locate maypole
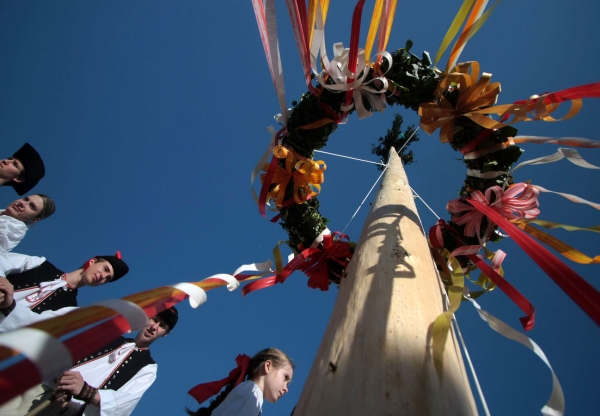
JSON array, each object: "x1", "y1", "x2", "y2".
[{"x1": 294, "y1": 149, "x2": 477, "y2": 415}]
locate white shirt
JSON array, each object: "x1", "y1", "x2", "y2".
[
  {"x1": 213, "y1": 380, "x2": 263, "y2": 416},
  {"x1": 0, "y1": 214, "x2": 27, "y2": 252},
  {"x1": 0, "y1": 251, "x2": 46, "y2": 278}
]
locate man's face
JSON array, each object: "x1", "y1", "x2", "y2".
[
  {"x1": 4, "y1": 195, "x2": 44, "y2": 223},
  {"x1": 80, "y1": 258, "x2": 114, "y2": 287},
  {"x1": 136, "y1": 315, "x2": 169, "y2": 347},
  {"x1": 0, "y1": 158, "x2": 24, "y2": 182}
]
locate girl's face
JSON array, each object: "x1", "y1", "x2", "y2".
[
  {"x1": 262, "y1": 362, "x2": 293, "y2": 403},
  {"x1": 4, "y1": 195, "x2": 44, "y2": 224}
]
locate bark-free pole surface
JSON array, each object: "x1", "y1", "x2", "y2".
[{"x1": 295, "y1": 149, "x2": 477, "y2": 415}]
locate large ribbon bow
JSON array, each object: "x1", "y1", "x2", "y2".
[
  {"x1": 188, "y1": 354, "x2": 251, "y2": 405},
  {"x1": 447, "y1": 183, "x2": 540, "y2": 239},
  {"x1": 300, "y1": 232, "x2": 354, "y2": 291},
  {"x1": 260, "y1": 145, "x2": 326, "y2": 206},
  {"x1": 314, "y1": 44, "x2": 393, "y2": 119},
  {"x1": 419, "y1": 61, "x2": 501, "y2": 143}
]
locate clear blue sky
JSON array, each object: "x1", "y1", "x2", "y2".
[{"x1": 0, "y1": 1, "x2": 599, "y2": 415}]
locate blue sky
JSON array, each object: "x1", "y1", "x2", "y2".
[{"x1": 0, "y1": 1, "x2": 599, "y2": 415}]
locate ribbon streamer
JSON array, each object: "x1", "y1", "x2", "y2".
[
  {"x1": 467, "y1": 197, "x2": 600, "y2": 327},
  {"x1": 511, "y1": 147, "x2": 600, "y2": 173},
  {"x1": 512, "y1": 136, "x2": 600, "y2": 148},
  {"x1": 0, "y1": 270, "x2": 247, "y2": 405},
  {"x1": 531, "y1": 184, "x2": 600, "y2": 211},
  {"x1": 512, "y1": 220, "x2": 600, "y2": 265},
  {"x1": 252, "y1": 0, "x2": 289, "y2": 121},
  {"x1": 465, "y1": 294, "x2": 565, "y2": 416}
]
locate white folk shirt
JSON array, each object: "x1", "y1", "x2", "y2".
[
  {"x1": 0, "y1": 214, "x2": 28, "y2": 252},
  {"x1": 213, "y1": 380, "x2": 263, "y2": 416},
  {"x1": 0, "y1": 252, "x2": 66, "y2": 310},
  {"x1": 44, "y1": 342, "x2": 158, "y2": 416}
]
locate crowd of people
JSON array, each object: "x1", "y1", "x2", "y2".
[{"x1": 0, "y1": 144, "x2": 293, "y2": 416}]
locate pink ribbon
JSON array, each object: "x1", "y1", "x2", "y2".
[{"x1": 447, "y1": 183, "x2": 540, "y2": 238}]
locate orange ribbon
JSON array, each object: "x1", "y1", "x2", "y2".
[
  {"x1": 419, "y1": 61, "x2": 501, "y2": 143},
  {"x1": 419, "y1": 62, "x2": 595, "y2": 143},
  {"x1": 260, "y1": 145, "x2": 326, "y2": 206}
]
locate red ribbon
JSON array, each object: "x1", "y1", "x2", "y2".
[
  {"x1": 514, "y1": 82, "x2": 600, "y2": 107},
  {"x1": 301, "y1": 233, "x2": 353, "y2": 291},
  {"x1": 188, "y1": 354, "x2": 251, "y2": 405},
  {"x1": 344, "y1": 0, "x2": 367, "y2": 108},
  {"x1": 429, "y1": 219, "x2": 535, "y2": 331},
  {"x1": 242, "y1": 233, "x2": 353, "y2": 295},
  {"x1": 467, "y1": 197, "x2": 600, "y2": 327}
]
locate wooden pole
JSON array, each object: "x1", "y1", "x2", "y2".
[{"x1": 294, "y1": 150, "x2": 477, "y2": 415}]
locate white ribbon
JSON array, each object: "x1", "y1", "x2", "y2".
[
  {"x1": 0, "y1": 328, "x2": 72, "y2": 380},
  {"x1": 232, "y1": 259, "x2": 273, "y2": 277},
  {"x1": 531, "y1": 184, "x2": 600, "y2": 211},
  {"x1": 172, "y1": 283, "x2": 207, "y2": 308},
  {"x1": 95, "y1": 299, "x2": 149, "y2": 332},
  {"x1": 513, "y1": 136, "x2": 600, "y2": 148},
  {"x1": 467, "y1": 168, "x2": 508, "y2": 179},
  {"x1": 511, "y1": 147, "x2": 600, "y2": 174},
  {"x1": 465, "y1": 294, "x2": 565, "y2": 416},
  {"x1": 204, "y1": 273, "x2": 240, "y2": 292}
]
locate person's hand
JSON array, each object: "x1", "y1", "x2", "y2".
[
  {"x1": 0, "y1": 278, "x2": 14, "y2": 309},
  {"x1": 52, "y1": 390, "x2": 72, "y2": 408},
  {"x1": 55, "y1": 371, "x2": 86, "y2": 397}
]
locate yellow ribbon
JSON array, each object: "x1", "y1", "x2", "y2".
[
  {"x1": 260, "y1": 145, "x2": 326, "y2": 206},
  {"x1": 308, "y1": 0, "x2": 330, "y2": 49},
  {"x1": 419, "y1": 61, "x2": 583, "y2": 143},
  {"x1": 513, "y1": 219, "x2": 600, "y2": 264}
]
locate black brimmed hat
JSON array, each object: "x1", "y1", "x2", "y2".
[
  {"x1": 11, "y1": 143, "x2": 45, "y2": 196},
  {"x1": 156, "y1": 307, "x2": 178, "y2": 332},
  {"x1": 96, "y1": 251, "x2": 129, "y2": 282}
]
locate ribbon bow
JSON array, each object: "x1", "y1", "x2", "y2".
[
  {"x1": 419, "y1": 61, "x2": 501, "y2": 143},
  {"x1": 260, "y1": 145, "x2": 326, "y2": 206},
  {"x1": 301, "y1": 233, "x2": 354, "y2": 291},
  {"x1": 188, "y1": 354, "x2": 251, "y2": 405},
  {"x1": 314, "y1": 44, "x2": 393, "y2": 119},
  {"x1": 447, "y1": 183, "x2": 540, "y2": 239}
]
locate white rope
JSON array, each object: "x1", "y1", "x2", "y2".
[
  {"x1": 339, "y1": 165, "x2": 388, "y2": 236},
  {"x1": 453, "y1": 316, "x2": 492, "y2": 416},
  {"x1": 410, "y1": 186, "x2": 441, "y2": 220},
  {"x1": 396, "y1": 126, "x2": 420, "y2": 155},
  {"x1": 314, "y1": 149, "x2": 386, "y2": 166}
]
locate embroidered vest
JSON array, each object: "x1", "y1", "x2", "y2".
[
  {"x1": 7, "y1": 260, "x2": 78, "y2": 313},
  {"x1": 72, "y1": 337, "x2": 156, "y2": 391}
]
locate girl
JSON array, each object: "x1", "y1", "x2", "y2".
[
  {"x1": 0, "y1": 194, "x2": 55, "y2": 252},
  {"x1": 187, "y1": 348, "x2": 294, "y2": 416}
]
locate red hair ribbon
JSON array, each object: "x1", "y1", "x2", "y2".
[
  {"x1": 115, "y1": 251, "x2": 122, "y2": 260},
  {"x1": 188, "y1": 354, "x2": 251, "y2": 405}
]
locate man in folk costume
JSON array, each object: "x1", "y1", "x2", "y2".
[
  {"x1": 0, "y1": 143, "x2": 46, "y2": 195},
  {"x1": 0, "y1": 291, "x2": 178, "y2": 416},
  {"x1": 0, "y1": 251, "x2": 129, "y2": 314}
]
